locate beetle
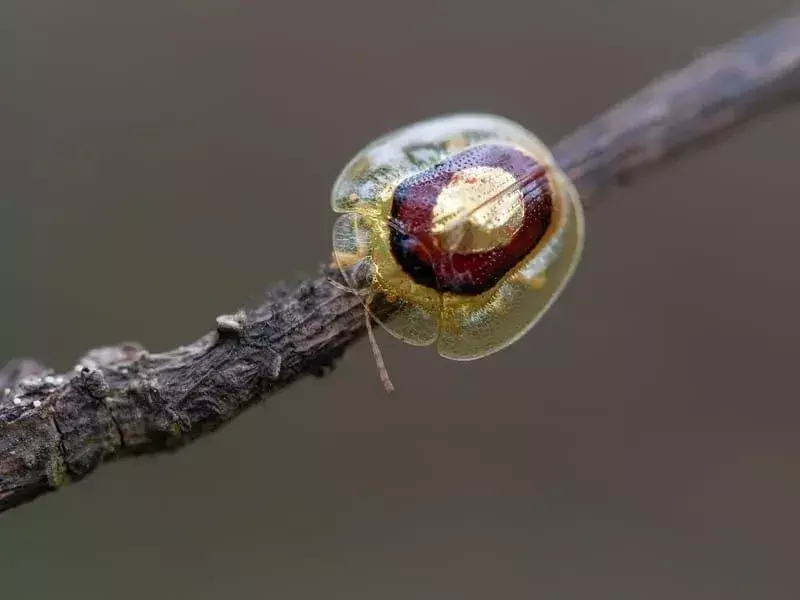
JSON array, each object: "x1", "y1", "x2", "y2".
[{"x1": 331, "y1": 113, "x2": 584, "y2": 375}]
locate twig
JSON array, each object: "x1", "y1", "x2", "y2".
[{"x1": 2, "y1": 14, "x2": 799, "y2": 515}]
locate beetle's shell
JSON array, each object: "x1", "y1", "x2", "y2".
[{"x1": 331, "y1": 113, "x2": 584, "y2": 360}]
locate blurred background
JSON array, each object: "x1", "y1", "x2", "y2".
[{"x1": 3, "y1": 1, "x2": 799, "y2": 598}]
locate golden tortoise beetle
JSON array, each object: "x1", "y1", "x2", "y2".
[{"x1": 330, "y1": 113, "x2": 584, "y2": 384}]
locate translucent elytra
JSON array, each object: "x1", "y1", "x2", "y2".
[{"x1": 331, "y1": 113, "x2": 585, "y2": 360}]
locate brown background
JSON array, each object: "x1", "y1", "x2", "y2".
[{"x1": 2, "y1": 1, "x2": 799, "y2": 598}]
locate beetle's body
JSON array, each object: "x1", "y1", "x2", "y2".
[{"x1": 331, "y1": 113, "x2": 584, "y2": 360}]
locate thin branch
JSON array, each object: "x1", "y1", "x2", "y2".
[
  {"x1": 2, "y1": 14, "x2": 799, "y2": 515},
  {"x1": 555, "y1": 13, "x2": 800, "y2": 201}
]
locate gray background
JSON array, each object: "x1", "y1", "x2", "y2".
[{"x1": 3, "y1": 1, "x2": 799, "y2": 598}]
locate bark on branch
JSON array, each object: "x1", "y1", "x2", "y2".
[{"x1": 2, "y1": 14, "x2": 799, "y2": 515}]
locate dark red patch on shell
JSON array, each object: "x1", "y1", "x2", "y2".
[{"x1": 389, "y1": 143, "x2": 553, "y2": 296}]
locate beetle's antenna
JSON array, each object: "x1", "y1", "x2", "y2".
[
  {"x1": 327, "y1": 266, "x2": 395, "y2": 394},
  {"x1": 364, "y1": 301, "x2": 394, "y2": 393}
]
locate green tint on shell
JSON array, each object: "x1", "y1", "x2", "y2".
[{"x1": 331, "y1": 113, "x2": 585, "y2": 360}]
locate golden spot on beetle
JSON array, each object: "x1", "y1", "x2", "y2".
[{"x1": 431, "y1": 166, "x2": 524, "y2": 254}]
